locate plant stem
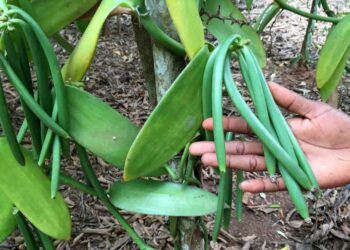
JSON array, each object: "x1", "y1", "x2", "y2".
[
  {"x1": 76, "y1": 144, "x2": 153, "y2": 250},
  {"x1": 59, "y1": 173, "x2": 97, "y2": 196},
  {"x1": 15, "y1": 212, "x2": 38, "y2": 250},
  {"x1": 320, "y1": 0, "x2": 335, "y2": 17},
  {"x1": 273, "y1": 0, "x2": 340, "y2": 23},
  {"x1": 299, "y1": 0, "x2": 318, "y2": 63}
]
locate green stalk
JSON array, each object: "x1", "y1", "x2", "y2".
[
  {"x1": 36, "y1": 229, "x2": 55, "y2": 250},
  {"x1": 235, "y1": 170, "x2": 244, "y2": 222},
  {"x1": 253, "y1": 3, "x2": 281, "y2": 33},
  {"x1": 223, "y1": 132, "x2": 233, "y2": 230},
  {"x1": 0, "y1": 76, "x2": 25, "y2": 165},
  {"x1": 59, "y1": 174, "x2": 97, "y2": 196},
  {"x1": 52, "y1": 32, "x2": 74, "y2": 53},
  {"x1": 76, "y1": 144, "x2": 154, "y2": 250},
  {"x1": 15, "y1": 212, "x2": 38, "y2": 250},
  {"x1": 137, "y1": 4, "x2": 185, "y2": 57},
  {"x1": 17, "y1": 119, "x2": 28, "y2": 143},
  {"x1": 273, "y1": 0, "x2": 340, "y2": 23}
]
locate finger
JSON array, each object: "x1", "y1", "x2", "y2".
[
  {"x1": 201, "y1": 154, "x2": 266, "y2": 171},
  {"x1": 240, "y1": 178, "x2": 286, "y2": 193},
  {"x1": 202, "y1": 117, "x2": 254, "y2": 134},
  {"x1": 189, "y1": 141, "x2": 263, "y2": 156},
  {"x1": 268, "y1": 82, "x2": 331, "y2": 119}
]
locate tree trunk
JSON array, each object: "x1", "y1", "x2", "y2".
[{"x1": 144, "y1": 1, "x2": 205, "y2": 249}]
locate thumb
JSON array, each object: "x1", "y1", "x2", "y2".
[{"x1": 268, "y1": 82, "x2": 324, "y2": 118}]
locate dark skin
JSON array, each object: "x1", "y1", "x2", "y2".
[{"x1": 190, "y1": 82, "x2": 350, "y2": 193}]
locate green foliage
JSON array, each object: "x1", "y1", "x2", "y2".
[
  {"x1": 109, "y1": 179, "x2": 218, "y2": 216},
  {"x1": 317, "y1": 14, "x2": 350, "y2": 100},
  {"x1": 202, "y1": 0, "x2": 266, "y2": 67},
  {"x1": 66, "y1": 85, "x2": 139, "y2": 168},
  {"x1": 166, "y1": 0, "x2": 205, "y2": 59},
  {"x1": 124, "y1": 46, "x2": 210, "y2": 180},
  {"x1": 0, "y1": 138, "x2": 71, "y2": 240},
  {"x1": 0, "y1": 193, "x2": 16, "y2": 242}
]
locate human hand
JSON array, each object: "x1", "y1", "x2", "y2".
[{"x1": 190, "y1": 82, "x2": 350, "y2": 193}]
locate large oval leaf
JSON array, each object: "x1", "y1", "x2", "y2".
[
  {"x1": 319, "y1": 45, "x2": 350, "y2": 100},
  {"x1": 0, "y1": 138, "x2": 71, "y2": 240},
  {"x1": 0, "y1": 193, "x2": 16, "y2": 242},
  {"x1": 66, "y1": 85, "x2": 139, "y2": 168},
  {"x1": 166, "y1": 0, "x2": 205, "y2": 59},
  {"x1": 62, "y1": 0, "x2": 140, "y2": 81},
  {"x1": 202, "y1": 0, "x2": 266, "y2": 67},
  {"x1": 124, "y1": 45, "x2": 210, "y2": 181},
  {"x1": 109, "y1": 179, "x2": 218, "y2": 216},
  {"x1": 316, "y1": 14, "x2": 350, "y2": 99},
  {"x1": 11, "y1": 0, "x2": 99, "y2": 36}
]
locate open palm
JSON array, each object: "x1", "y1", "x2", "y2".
[{"x1": 190, "y1": 82, "x2": 350, "y2": 192}]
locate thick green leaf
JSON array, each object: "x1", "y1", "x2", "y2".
[
  {"x1": 11, "y1": 0, "x2": 99, "y2": 36},
  {"x1": 316, "y1": 14, "x2": 350, "y2": 94},
  {"x1": 166, "y1": 0, "x2": 205, "y2": 59},
  {"x1": 109, "y1": 179, "x2": 218, "y2": 216},
  {"x1": 319, "y1": 44, "x2": 350, "y2": 100},
  {"x1": 0, "y1": 193, "x2": 16, "y2": 242},
  {"x1": 202, "y1": 0, "x2": 266, "y2": 67},
  {"x1": 246, "y1": 0, "x2": 253, "y2": 11},
  {"x1": 0, "y1": 138, "x2": 71, "y2": 240},
  {"x1": 66, "y1": 85, "x2": 139, "y2": 168},
  {"x1": 124, "y1": 46, "x2": 210, "y2": 180},
  {"x1": 62, "y1": 0, "x2": 140, "y2": 81}
]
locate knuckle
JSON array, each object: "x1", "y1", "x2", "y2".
[
  {"x1": 235, "y1": 141, "x2": 245, "y2": 155},
  {"x1": 249, "y1": 156, "x2": 258, "y2": 171}
]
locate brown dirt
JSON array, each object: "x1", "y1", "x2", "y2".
[{"x1": 1, "y1": 0, "x2": 350, "y2": 250}]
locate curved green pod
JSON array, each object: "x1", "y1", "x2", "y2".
[
  {"x1": 0, "y1": 138, "x2": 71, "y2": 240},
  {"x1": 109, "y1": 179, "x2": 218, "y2": 216},
  {"x1": 66, "y1": 85, "x2": 139, "y2": 168},
  {"x1": 0, "y1": 193, "x2": 16, "y2": 242},
  {"x1": 316, "y1": 14, "x2": 350, "y2": 100},
  {"x1": 124, "y1": 45, "x2": 210, "y2": 181}
]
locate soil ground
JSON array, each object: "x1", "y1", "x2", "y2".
[{"x1": 1, "y1": 0, "x2": 350, "y2": 249}]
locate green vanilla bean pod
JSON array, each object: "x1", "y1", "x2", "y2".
[
  {"x1": 137, "y1": 4, "x2": 186, "y2": 57},
  {"x1": 278, "y1": 163, "x2": 311, "y2": 221},
  {"x1": 8, "y1": 6, "x2": 70, "y2": 156},
  {"x1": 11, "y1": 19, "x2": 53, "y2": 137},
  {"x1": 245, "y1": 47, "x2": 319, "y2": 191},
  {"x1": 222, "y1": 49, "x2": 312, "y2": 190},
  {"x1": 76, "y1": 144, "x2": 154, "y2": 250},
  {"x1": 15, "y1": 212, "x2": 39, "y2": 250},
  {"x1": 4, "y1": 30, "x2": 42, "y2": 157},
  {"x1": 17, "y1": 119, "x2": 28, "y2": 143},
  {"x1": 223, "y1": 132, "x2": 233, "y2": 230},
  {"x1": 235, "y1": 169, "x2": 244, "y2": 222},
  {"x1": 202, "y1": 45, "x2": 221, "y2": 141},
  {"x1": 36, "y1": 229, "x2": 55, "y2": 250},
  {"x1": 238, "y1": 53, "x2": 277, "y2": 177},
  {"x1": 0, "y1": 76, "x2": 25, "y2": 165},
  {"x1": 38, "y1": 100, "x2": 58, "y2": 167},
  {"x1": 212, "y1": 35, "x2": 241, "y2": 241},
  {"x1": 0, "y1": 55, "x2": 70, "y2": 139},
  {"x1": 51, "y1": 135, "x2": 61, "y2": 199}
]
